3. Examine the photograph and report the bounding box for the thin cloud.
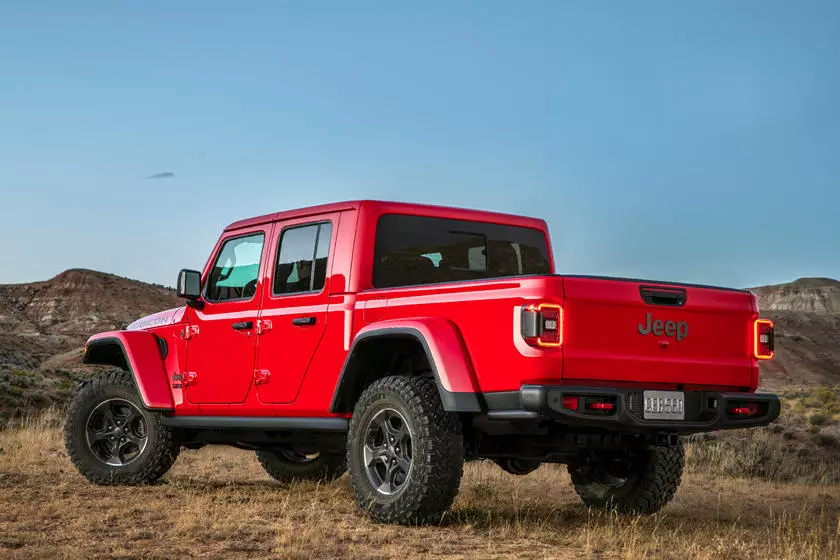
[143,172,175,180]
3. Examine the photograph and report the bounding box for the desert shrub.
[809,413,830,426]
[815,432,837,446]
[794,387,840,416]
[686,424,840,484]
[56,379,74,390]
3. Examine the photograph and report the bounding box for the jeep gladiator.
[65,200,780,524]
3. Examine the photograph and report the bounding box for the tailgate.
[562,276,757,389]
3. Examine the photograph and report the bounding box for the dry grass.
[686,388,840,485]
[0,411,837,559]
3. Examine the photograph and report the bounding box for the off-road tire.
[64,371,180,484]
[347,376,464,524]
[256,448,346,484]
[569,442,684,514]
[494,458,541,476]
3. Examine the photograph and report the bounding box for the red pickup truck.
[65,200,780,524]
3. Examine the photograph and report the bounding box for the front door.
[255,215,338,403]
[186,225,270,404]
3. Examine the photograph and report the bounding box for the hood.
[126,306,187,331]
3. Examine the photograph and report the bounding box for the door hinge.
[183,325,200,340]
[256,319,272,335]
[254,369,271,385]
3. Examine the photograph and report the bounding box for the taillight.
[587,402,614,411]
[753,318,774,360]
[729,403,759,416]
[561,395,579,410]
[521,303,563,348]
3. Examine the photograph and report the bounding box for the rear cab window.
[372,214,550,288]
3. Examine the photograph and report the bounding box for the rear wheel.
[347,376,464,524]
[64,371,180,484]
[569,442,684,514]
[256,446,346,484]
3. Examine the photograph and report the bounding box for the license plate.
[643,391,685,420]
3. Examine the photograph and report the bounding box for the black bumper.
[485,385,781,435]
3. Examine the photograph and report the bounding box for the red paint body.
[84,200,770,417]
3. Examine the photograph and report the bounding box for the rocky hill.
[753,277,840,314]
[750,278,840,389]
[0,268,179,340]
[0,269,180,422]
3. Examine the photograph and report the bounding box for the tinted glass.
[205,233,264,301]
[373,215,550,288]
[313,222,332,291]
[274,222,332,295]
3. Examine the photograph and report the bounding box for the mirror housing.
[176,269,202,303]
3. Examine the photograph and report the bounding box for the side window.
[205,233,265,302]
[372,214,550,288]
[273,222,333,295]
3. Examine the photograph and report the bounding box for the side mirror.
[176,269,202,300]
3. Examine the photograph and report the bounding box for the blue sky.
[1,1,838,288]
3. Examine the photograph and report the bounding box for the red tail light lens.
[729,403,759,416]
[521,303,563,348]
[587,402,614,411]
[562,395,579,410]
[753,319,774,360]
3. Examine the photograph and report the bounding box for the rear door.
[561,277,756,389]
[254,214,339,403]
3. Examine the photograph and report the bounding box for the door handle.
[291,316,316,327]
[231,321,253,330]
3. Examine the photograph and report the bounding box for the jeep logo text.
[638,313,688,342]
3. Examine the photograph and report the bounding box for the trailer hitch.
[654,432,681,447]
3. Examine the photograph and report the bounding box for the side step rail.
[161,416,349,431]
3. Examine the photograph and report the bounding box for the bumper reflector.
[729,403,759,416]
[562,395,579,411]
[588,402,614,411]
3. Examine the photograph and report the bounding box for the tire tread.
[570,443,684,515]
[347,375,463,524]
[256,449,346,484]
[64,371,180,485]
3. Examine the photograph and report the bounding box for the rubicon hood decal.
[127,306,187,331]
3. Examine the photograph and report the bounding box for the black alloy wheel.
[362,408,413,495]
[85,398,149,466]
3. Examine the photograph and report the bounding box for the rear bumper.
[484,385,780,435]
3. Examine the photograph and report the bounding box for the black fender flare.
[329,321,483,414]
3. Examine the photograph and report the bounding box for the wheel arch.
[330,318,483,413]
[83,331,174,410]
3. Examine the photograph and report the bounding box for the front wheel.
[64,371,180,484]
[569,442,684,514]
[347,376,464,524]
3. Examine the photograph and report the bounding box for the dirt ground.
[0,418,838,559]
